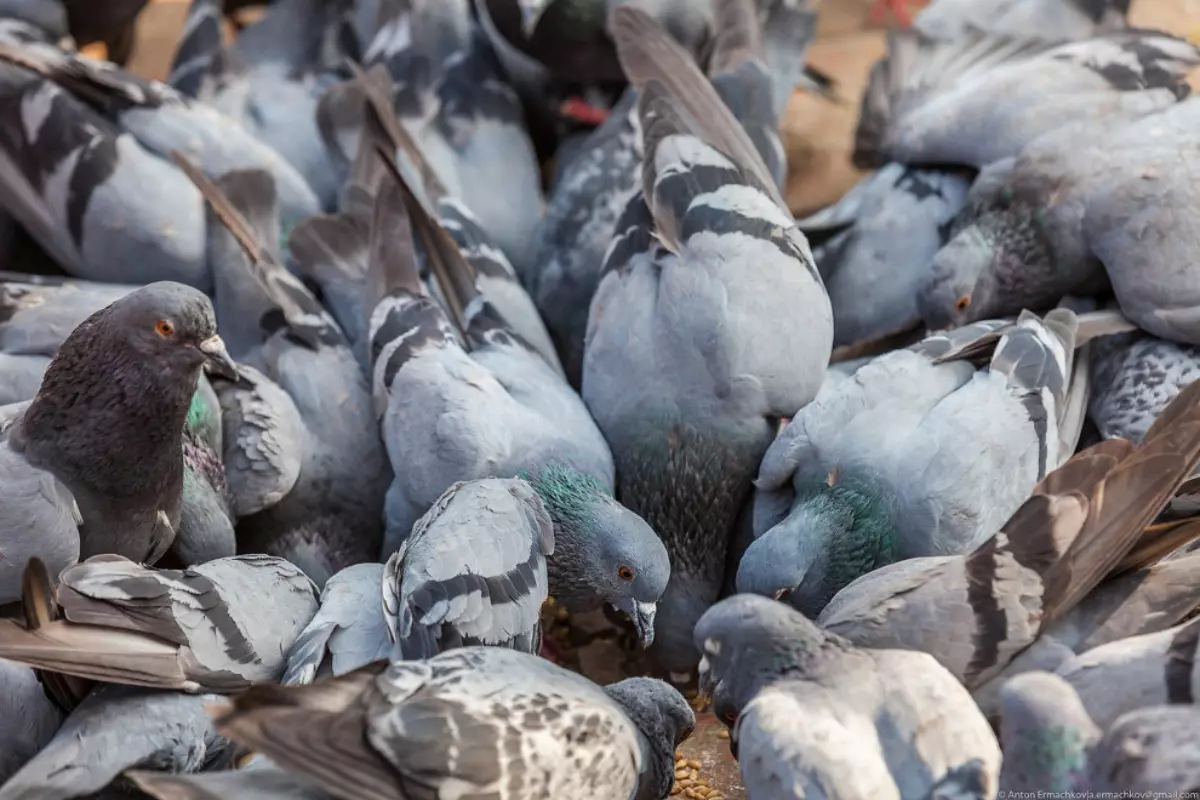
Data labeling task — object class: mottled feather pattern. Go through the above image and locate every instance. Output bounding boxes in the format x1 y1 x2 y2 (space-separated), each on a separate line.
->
1089 332 1200 442
1050 31 1200 99
368 292 459 405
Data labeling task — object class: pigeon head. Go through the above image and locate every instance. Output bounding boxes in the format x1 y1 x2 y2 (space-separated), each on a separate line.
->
604 676 695 800
999 672 1098 794
736 483 900 618
528 465 669 649
694 594 845 726
918 225 995 331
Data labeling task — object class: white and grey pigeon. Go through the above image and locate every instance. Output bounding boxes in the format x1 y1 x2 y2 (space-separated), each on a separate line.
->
215 647 695 800
744 310 1087 617
908 47 1200 336
0 658 63 785
176 156 391 587
582 0 833 675
0 553 319 694
530 0 821 385
1000 669 1200 796
383 478 555 659
694 594 1001 800
167 0 358 210
812 380 1200 694
0 37 322 286
353 0 545 276
0 683 236 800
361 126 668 647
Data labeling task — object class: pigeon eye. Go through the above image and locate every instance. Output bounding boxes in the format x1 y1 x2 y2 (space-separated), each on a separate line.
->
618 566 635 581
155 320 175 338
955 296 971 313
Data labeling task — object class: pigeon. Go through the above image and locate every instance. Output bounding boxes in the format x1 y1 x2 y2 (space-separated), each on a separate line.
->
694 594 1001 800
0 282 237 583
131 763 333 800
280 561 391 685
531 0 819 386
921 760 993 800
0 684 235 800
797 162 972 348
168 0 358 210
1000 669 1200 795
176 155 391 586
0 658 63 784
813 378 1200 693
0 553 319 694
1090 332 1200 445
917 82 1200 338
214 646 694 800
855 29 1198 173
744 310 1088 617
913 0 1128 41
383 478 555 659
356 0 545 276
0 2 69 48
583 2 833 674
361 133 668 647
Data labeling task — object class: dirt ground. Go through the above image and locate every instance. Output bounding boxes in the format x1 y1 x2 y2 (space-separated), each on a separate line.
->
117 1 1200 798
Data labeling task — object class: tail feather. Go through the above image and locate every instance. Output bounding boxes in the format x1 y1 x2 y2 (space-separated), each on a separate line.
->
20 557 91 710
168 0 227 98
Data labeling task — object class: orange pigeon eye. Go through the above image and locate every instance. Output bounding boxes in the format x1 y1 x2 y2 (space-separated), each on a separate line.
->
618 566 635 581
955 296 971 313
155 320 175 338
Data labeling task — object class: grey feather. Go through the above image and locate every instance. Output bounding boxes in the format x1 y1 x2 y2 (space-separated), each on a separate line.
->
130 764 333 800
0 658 64 784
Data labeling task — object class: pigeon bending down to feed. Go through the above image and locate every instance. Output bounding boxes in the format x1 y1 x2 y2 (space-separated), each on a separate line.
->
583 0 833 674
176 155 391 586
0 684 235 800
999 670 1200 795
360 125 668 646
215 647 695 800
745 310 1090 617
383 478 554 659
0 281 238 598
0 553 319 695
814 377 1200 692
694 594 1001 800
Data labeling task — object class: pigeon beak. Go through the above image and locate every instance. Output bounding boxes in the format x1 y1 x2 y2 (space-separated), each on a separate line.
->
518 2 545 38
198 335 238 381
696 655 714 702
614 599 657 649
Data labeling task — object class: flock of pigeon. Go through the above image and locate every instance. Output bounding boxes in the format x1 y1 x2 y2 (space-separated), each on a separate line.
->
0 0 1198 797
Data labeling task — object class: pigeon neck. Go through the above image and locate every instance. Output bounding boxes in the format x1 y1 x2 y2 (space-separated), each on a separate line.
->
526 464 608 607
1003 724 1091 794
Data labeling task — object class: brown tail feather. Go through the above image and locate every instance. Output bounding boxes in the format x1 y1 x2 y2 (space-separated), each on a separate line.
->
20 558 93 710
1116 517 1200 574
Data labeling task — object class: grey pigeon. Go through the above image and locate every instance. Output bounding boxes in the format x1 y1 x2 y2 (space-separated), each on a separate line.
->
0 684 233 800
914 0 1128 40
855 29 1197 172
130 764 333 800
798 162 971 348
744 310 1086 617
919 88 1200 338
363 139 668 647
583 2 832 674
357 0 544 275
1000 669 1200 795
814 380 1200 693
0 39 322 285
695 594 1001 800
0 658 63 784
168 0 357 210
383 478 555 659
2 281 237 581
176 156 391 586
531 0 820 386
215 646 694 800
1090 331 1200 444
0 553 319 693
281 562 391 685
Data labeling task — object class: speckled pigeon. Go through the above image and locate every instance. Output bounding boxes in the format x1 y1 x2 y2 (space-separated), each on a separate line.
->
744 310 1088 617
813 379 1200 694
175 155 390 587
694 594 1001 800
0 553 319 693
362 136 668 647
215 646 694 800
582 1 832 675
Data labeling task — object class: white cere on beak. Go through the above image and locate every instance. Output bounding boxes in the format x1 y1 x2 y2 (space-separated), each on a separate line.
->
703 638 721 656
